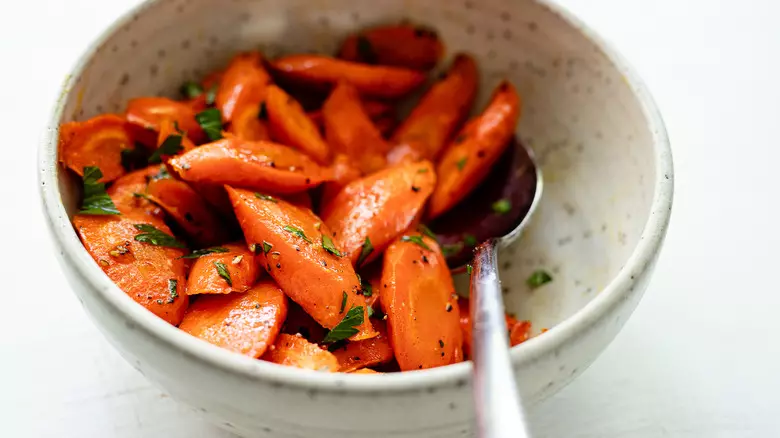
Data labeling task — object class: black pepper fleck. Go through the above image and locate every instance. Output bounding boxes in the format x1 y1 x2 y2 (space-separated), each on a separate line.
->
276 263 281 269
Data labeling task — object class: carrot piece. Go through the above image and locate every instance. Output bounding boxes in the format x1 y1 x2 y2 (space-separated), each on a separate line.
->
156 118 196 155
264 85 330 164
270 55 426 99
144 178 229 247
427 81 521 219
58 115 135 183
320 154 362 211
308 100 394 129
458 297 528 358
262 334 339 371
106 165 165 217
322 81 389 173
282 301 328 343
179 280 287 358
509 320 533 346
216 52 272 122
125 97 207 144
73 211 189 325
321 160 436 266
185 242 260 295
380 234 463 370
330 320 394 372
227 186 377 340
390 54 479 163
228 100 271 141
338 24 443 71
351 368 380 374
168 137 332 194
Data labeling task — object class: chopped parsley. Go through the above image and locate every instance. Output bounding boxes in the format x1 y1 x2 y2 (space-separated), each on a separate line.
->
358 275 373 297
526 270 553 289
340 291 348 313
214 261 232 287
79 167 120 215
179 247 230 259
492 199 512 215
418 224 438 242
400 235 431 251
180 81 204 99
120 144 147 171
133 224 186 248
463 234 478 247
466 264 473 275
262 241 273 254
254 192 278 203
167 279 178 303
456 157 468 170
195 108 223 141
322 306 364 343
148 133 183 164
284 225 312 243
258 101 268 120
417 168 429 174
356 237 374 266
204 84 218 106
148 165 171 181
367 306 375 318
322 235 343 257
356 35 377 63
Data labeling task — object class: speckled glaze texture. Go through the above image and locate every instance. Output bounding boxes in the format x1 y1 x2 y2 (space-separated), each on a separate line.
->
38 0 673 437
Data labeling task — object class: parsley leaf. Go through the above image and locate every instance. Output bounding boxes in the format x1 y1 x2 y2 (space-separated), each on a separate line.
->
148 165 171 181
284 225 312 243
254 192 278 203
79 167 120 215
340 291 348 313
360 277 373 297
262 241 273 254
214 261 232 287
179 247 230 259
322 306 364 343
492 199 512 215
400 235 431 251
417 168 429 174
356 36 377 63
356 237 373 266
466 264 473 275
456 157 468 170
148 133 183 164
120 144 147 171
526 270 552 289
195 108 223 141
463 234 477 246
180 81 204 99
367 306 374 318
167 279 179 303
322 234 343 257
204 84 218 106
133 224 186 248
417 224 438 242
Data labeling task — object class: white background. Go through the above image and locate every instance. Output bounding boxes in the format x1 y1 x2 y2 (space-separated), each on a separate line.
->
1 0 778 436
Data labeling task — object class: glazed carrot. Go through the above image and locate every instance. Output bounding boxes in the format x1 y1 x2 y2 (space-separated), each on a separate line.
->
509 320 533 346
390 54 478 163
427 81 521 219
338 24 443 71
186 243 260 295
265 85 330 164
106 165 165 217
351 368 380 374
125 97 207 144
168 137 332 194
179 280 288 357
228 100 271 141
320 154 362 211
144 178 229 247
59 115 135 183
262 334 339 371
282 301 328 343
156 118 196 156
73 211 189 325
216 52 272 122
322 81 389 173
227 186 377 340
270 55 426 99
321 160 436 266
458 297 530 358
380 234 463 370
308 100 394 129
330 320 394 372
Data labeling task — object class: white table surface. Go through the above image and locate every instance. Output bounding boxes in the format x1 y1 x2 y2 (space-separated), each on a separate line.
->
2 0 778 436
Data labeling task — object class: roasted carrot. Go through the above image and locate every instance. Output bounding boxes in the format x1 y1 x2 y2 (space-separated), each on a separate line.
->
321 160 436 266
265 85 330 164
270 55 426 99
330 320 394 372
228 100 271 141
308 100 394 129
73 211 189 325
322 81 389 173
227 186 377 340
156 118 196 156
59 115 135 183
338 24 443 71
185 242 260 295
179 280 288 357
168 137 332 194
106 165 165 217
262 334 340 371
125 97 207 144
216 52 272 122
320 154 362 211
458 297 530 358
509 320 533 346
390 54 478 163
427 81 521 219
380 234 463 370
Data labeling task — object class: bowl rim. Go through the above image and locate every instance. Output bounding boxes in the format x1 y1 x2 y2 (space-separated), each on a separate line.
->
38 0 673 394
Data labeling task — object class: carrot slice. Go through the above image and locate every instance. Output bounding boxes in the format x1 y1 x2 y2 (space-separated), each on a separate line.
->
179 280 287 358
338 24 443 71
427 81 521 219
228 100 270 141
321 160 436 266
227 186 377 340
270 55 426 99
458 297 529 358
390 54 478 163
156 118 196 155
125 97 207 144
264 85 330 164
73 211 189 325
107 165 165 217
185 242 260 295
509 320 533 346
262 334 339 371
59 114 135 183
322 81 389 173
168 137 331 194
380 234 463 370
330 320 394 372
308 100 394 130
320 154 362 211
216 52 272 122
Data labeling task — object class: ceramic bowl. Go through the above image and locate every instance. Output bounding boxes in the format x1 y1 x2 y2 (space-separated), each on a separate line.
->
39 0 673 436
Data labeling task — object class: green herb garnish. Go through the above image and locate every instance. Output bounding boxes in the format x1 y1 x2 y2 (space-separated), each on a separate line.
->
133 224 186 248
214 261 232 286
456 157 467 170
180 81 204 99
258 101 268 120
322 306 364 343
254 192 278 203
284 225 312 243
120 144 147 171
417 168 429 174
148 165 171 181
526 270 552 289
417 224 438 242
340 291 348 313
356 35 377 63
356 237 373 266
148 134 183 164
322 235 343 257
195 108 223 141
204 84 218 106
463 234 477 247
367 306 374 318
261 241 273 255
492 199 512 214
360 277 373 297
167 279 179 303
466 264 473 275
132 192 151 200
179 247 230 259
79 167 120 215
400 235 431 251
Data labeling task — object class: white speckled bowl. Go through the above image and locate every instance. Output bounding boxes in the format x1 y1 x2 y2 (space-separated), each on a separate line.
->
39 0 673 436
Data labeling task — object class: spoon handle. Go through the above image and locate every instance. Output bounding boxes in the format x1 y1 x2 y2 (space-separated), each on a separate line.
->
471 239 531 438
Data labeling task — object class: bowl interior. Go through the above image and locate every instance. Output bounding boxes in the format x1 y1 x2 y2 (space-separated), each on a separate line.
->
56 0 657 335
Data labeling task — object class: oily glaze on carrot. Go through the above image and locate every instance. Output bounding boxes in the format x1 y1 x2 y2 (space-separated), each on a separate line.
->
262 334 339 371
168 137 332 194
380 234 462 370
106 166 165 217
228 100 271 141
125 97 207 144
59 115 136 183
330 320 394 372
270 55 426 99
227 187 377 340
322 81 389 173
73 211 189 325
265 85 330 164
321 160 436 266
179 280 287 358
338 24 444 71
389 54 478 163
427 81 521 219
216 52 272 122
186 243 260 295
